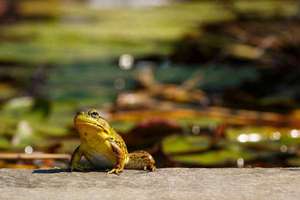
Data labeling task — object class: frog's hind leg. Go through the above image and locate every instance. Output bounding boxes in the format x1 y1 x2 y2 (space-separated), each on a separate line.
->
125 151 156 171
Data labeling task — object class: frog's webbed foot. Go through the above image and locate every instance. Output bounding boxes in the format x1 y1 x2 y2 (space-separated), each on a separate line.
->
106 137 126 175
107 167 123 175
145 162 156 172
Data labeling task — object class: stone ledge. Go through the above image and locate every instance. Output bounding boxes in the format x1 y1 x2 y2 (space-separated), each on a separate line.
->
0 168 299 200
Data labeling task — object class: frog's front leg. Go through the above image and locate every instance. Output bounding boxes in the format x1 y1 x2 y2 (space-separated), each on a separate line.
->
126 150 156 171
70 145 94 172
107 138 126 175
70 145 83 171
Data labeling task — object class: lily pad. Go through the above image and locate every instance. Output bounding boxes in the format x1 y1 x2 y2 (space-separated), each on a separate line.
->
170 148 255 167
162 135 210 155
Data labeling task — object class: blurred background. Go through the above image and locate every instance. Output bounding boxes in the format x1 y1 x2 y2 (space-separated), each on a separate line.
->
1 0 300 169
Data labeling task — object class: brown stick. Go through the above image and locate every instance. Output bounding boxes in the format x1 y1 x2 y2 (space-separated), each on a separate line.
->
111 107 297 128
0 153 70 160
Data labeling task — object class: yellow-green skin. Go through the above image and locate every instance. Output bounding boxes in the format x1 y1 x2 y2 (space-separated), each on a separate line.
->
70 109 156 174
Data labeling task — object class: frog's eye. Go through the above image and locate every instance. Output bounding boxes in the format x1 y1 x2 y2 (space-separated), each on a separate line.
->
90 111 99 118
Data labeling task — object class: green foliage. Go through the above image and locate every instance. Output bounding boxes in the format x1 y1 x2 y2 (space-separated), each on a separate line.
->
163 135 210 154
171 148 255 166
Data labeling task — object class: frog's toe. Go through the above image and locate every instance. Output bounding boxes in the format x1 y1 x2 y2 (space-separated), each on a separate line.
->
148 165 156 172
142 164 156 172
107 168 123 175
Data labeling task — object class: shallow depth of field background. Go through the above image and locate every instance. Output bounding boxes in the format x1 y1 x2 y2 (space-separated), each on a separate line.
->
1 0 300 169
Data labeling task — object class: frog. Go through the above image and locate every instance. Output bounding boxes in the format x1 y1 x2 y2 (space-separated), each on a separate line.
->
70 109 156 174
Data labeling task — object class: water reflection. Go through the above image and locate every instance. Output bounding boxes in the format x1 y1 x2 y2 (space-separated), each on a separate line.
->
290 129 300 138
192 125 201 135
237 158 244 168
119 54 134 70
24 145 33 154
280 145 288 153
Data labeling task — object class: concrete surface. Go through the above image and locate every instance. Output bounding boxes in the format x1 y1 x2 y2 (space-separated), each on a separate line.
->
0 168 299 200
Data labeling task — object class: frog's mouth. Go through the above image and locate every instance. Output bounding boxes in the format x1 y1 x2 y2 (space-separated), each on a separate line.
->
77 121 101 128
74 114 104 131
75 120 104 131
75 120 110 141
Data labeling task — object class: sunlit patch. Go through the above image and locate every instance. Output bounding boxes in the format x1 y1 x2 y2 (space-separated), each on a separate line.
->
192 125 201 135
280 145 288 153
290 129 300 138
24 145 33 154
237 158 244 168
237 133 261 143
126 93 138 105
119 54 134 70
248 133 261 142
237 134 248 143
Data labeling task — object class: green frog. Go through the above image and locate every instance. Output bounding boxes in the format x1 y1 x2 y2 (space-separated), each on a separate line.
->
70 109 156 174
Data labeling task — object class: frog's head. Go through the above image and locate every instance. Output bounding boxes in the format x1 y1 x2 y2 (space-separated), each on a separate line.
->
74 109 111 140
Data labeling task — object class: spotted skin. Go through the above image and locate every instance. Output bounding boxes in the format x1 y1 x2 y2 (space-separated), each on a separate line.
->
127 151 156 171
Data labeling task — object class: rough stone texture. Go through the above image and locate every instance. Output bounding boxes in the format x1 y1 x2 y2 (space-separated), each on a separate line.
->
0 168 299 200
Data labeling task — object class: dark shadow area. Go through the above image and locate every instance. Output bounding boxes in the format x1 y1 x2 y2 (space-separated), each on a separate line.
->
33 168 109 174
32 168 69 174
